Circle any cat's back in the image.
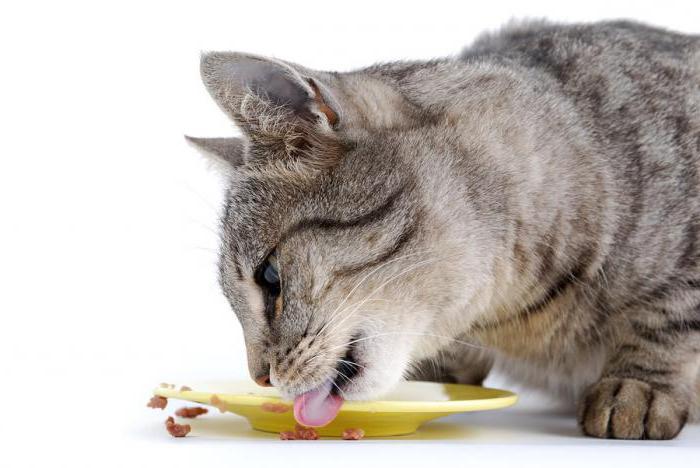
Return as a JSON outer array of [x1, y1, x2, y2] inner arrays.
[[462, 20, 700, 79], [461, 20, 700, 309], [461, 20, 700, 132]]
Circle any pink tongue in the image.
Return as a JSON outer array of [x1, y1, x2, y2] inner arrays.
[[293, 380, 344, 427]]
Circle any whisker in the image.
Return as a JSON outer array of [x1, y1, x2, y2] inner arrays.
[[316, 237, 495, 338], [181, 182, 223, 217], [321, 252, 468, 337], [315, 248, 438, 336], [336, 358, 367, 370], [325, 331, 487, 353], [321, 257, 441, 337], [329, 375, 348, 398], [316, 238, 482, 335]]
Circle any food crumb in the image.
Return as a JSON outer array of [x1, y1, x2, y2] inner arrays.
[[294, 424, 319, 440], [165, 416, 191, 438], [210, 395, 227, 413], [179, 386, 192, 392], [175, 406, 208, 418], [147, 395, 168, 409], [279, 424, 320, 440], [159, 383, 175, 389], [341, 428, 365, 440], [261, 402, 290, 413]]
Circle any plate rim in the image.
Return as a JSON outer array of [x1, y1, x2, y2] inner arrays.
[[154, 381, 518, 414]]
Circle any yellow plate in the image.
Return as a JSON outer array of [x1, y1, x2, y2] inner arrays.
[[154, 380, 517, 437]]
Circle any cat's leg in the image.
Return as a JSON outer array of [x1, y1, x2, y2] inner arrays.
[[692, 371, 700, 422], [409, 348, 494, 385], [578, 312, 700, 439]]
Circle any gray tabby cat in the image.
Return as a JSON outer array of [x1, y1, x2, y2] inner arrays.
[[188, 20, 700, 439]]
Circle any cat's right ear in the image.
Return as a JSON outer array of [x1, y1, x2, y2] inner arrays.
[[199, 52, 342, 168], [185, 135, 245, 176]]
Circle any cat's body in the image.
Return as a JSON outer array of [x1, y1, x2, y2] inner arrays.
[[189, 20, 700, 439], [407, 19, 700, 416]]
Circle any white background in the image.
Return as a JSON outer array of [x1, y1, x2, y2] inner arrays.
[[1, 1, 699, 466]]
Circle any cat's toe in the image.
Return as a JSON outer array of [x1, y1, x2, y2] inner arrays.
[[578, 377, 688, 440]]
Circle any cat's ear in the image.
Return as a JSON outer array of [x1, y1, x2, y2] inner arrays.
[[199, 52, 341, 164], [185, 135, 245, 175]]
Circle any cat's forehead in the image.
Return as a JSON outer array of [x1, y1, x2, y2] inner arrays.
[[220, 148, 409, 265], [220, 166, 346, 264], [220, 170, 305, 259]]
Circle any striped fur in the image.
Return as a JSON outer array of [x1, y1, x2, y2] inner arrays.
[[189, 20, 700, 439]]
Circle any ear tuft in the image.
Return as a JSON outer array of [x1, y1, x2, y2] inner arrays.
[[198, 52, 344, 169]]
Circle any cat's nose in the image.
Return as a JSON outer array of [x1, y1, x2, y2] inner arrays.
[[255, 374, 273, 387]]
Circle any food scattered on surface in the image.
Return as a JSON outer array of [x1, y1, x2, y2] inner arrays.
[[294, 424, 319, 440], [147, 395, 168, 409], [261, 402, 290, 413], [279, 424, 320, 440], [179, 386, 192, 392], [210, 395, 227, 413], [165, 416, 191, 438], [279, 431, 297, 440], [159, 383, 175, 389], [174, 406, 208, 418], [341, 428, 365, 440]]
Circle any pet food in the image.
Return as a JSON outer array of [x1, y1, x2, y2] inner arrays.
[[294, 424, 319, 440], [159, 383, 175, 389], [165, 416, 191, 438], [341, 428, 365, 440], [261, 402, 290, 413], [210, 395, 227, 413], [279, 424, 320, 440], [180, 386, 192, 392], [175, 406, 208, 418], [147, 395, 168, 409]]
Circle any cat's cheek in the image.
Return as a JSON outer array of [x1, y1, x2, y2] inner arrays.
[[237, 277, 266, 322]]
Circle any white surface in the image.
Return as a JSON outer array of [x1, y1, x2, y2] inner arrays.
[[1, 1, 698, 466], [129, 394, 700, 468]]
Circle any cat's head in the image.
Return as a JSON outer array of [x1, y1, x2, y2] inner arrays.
[[188, 52, 494, 404]]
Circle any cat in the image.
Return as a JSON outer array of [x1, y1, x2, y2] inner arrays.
[[187, 20, 700, 439]]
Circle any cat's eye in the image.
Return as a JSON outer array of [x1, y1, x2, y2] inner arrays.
[[255, 252, 281, 296], [263, 259, 279, 285]]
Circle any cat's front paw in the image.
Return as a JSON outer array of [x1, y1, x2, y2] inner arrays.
[[578, 377, 688, 440]]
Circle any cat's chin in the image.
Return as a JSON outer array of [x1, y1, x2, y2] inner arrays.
[[336, 359, 410, 401]]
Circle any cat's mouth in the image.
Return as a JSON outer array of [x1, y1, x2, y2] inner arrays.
[[330, 336, 362, 395], [293, 337, 363, 427]]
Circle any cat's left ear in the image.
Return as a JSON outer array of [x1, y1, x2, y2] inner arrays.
[[185, 135, 245, 175], [199, 52, 341, 163]]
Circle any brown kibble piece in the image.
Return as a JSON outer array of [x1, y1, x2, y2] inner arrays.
[[180, 386, 192, 392], [261, 402, 290, 413], [280, 424, 320, 440], [210, 395, 227, 413], [341, 428, 365, 440], [294, 423, 319, 440], [165, 416, 191, 437], [147, 395, 168, 409], [160, 383, 175, 389], [175, 406, 208, 418]]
